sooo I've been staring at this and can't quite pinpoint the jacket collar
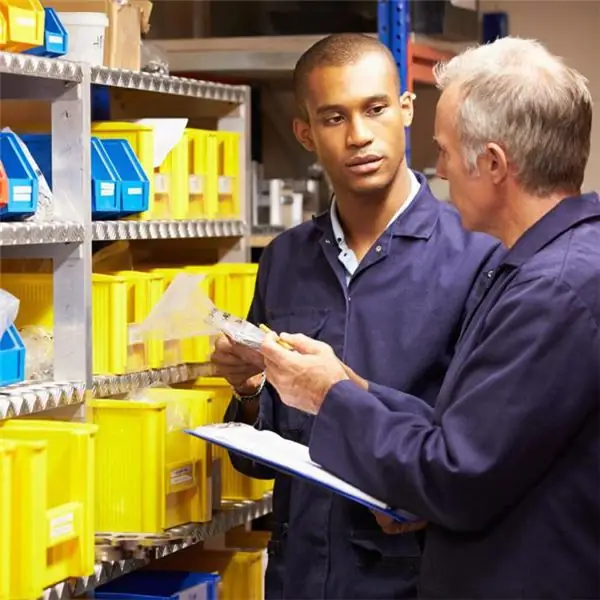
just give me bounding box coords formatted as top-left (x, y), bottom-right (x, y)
top-left (311, 171), bottom-right (440, 240)
top-left (503, 192), bottom-right (600, 268)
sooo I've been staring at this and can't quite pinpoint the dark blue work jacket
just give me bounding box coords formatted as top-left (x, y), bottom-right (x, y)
top-left (309, 192), bottom-right (600, 599)
top-left (226, 174), bottom-right (500, 599)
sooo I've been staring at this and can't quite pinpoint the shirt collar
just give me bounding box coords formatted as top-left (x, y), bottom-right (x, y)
top-left (503, 192), bottom-right (600, 268)
top-left (329, 169), bottom-right (421, 246)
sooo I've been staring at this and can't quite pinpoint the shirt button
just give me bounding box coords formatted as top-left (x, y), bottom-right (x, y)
top-left (486, 270), bottom-right (494, 279)
top-left (375, 245), bottom-right (382, 253)
top-left (325, 239), bottom-right (331, 244)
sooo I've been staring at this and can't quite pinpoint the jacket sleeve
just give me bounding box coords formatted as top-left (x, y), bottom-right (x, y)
top-left (223, 243), bottom-right (278, 480)
top-left (309, 275), bottom-right (599, 531)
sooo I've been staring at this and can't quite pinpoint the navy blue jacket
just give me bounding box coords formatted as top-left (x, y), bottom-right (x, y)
top-left (309, 192), bottom-right (600, 599)
top-left (226, 174), bottom-right (500, 599)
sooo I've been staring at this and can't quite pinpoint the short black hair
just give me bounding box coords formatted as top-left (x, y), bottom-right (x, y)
top-left (293, 33), bottom-right (400, 120)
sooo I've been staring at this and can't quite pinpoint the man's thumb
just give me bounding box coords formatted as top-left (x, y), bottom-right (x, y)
top-left (279, 332), bottom-right (320, 354)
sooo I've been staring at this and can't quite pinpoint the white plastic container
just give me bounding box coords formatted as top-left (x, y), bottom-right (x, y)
top-left (57, 12), bottom-right (109, 65)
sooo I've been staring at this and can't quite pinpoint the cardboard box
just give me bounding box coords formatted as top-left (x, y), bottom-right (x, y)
top-left (45, 0), bottom-right (152, 70)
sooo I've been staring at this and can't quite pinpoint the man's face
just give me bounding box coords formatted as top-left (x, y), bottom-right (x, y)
top-left (293, 52), bottom-right (413, 197)
top-left (434, 87), bottom-right (499, 233)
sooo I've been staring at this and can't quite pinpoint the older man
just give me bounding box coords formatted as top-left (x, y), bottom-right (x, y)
top-left (260, 37), bottom-right (600, 599)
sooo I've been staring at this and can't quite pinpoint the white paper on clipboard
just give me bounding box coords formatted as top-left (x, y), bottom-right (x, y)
top-left (186, 423), bottom-right (418, 523)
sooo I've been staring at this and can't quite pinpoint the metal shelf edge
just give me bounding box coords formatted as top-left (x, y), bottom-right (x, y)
top-left (0, 52), bottom-right (83, 82)
top-left (90, 66), bottom-right (247, 103)
top-left (0, 381), bottom-right (86, 420)
top-left (0, 221), bottom-right (85, 246)
top-left (92, 219), bottom-right (247, 241)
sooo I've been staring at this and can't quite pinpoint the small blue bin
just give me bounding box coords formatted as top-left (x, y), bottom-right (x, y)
top-left (20, 134), bottom-right (121, 219)
top-left (93, 571), bottom-right (220, 600)
top-left (0, 132), bottom-right (39, 221)
top-left (0, 324), bottom-right (26, 387)
top-left (100, 139), bottom-right (150, 216)
top-left (25, 8), bottom-right (69, 58)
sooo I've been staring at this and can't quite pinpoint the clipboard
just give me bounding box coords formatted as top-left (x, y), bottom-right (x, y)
top-left (185, 423), bottom-right (418, 523)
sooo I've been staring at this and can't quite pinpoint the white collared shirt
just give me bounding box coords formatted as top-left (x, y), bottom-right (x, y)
top-left (330, 169), bottom-right (421, 284)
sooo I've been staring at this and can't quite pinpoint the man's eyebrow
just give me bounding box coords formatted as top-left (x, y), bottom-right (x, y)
top-left (315, 95), bottom-right (392, 116)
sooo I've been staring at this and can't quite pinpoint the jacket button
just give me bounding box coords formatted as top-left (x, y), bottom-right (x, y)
top-left (375, 245), bottom-right (382, 252)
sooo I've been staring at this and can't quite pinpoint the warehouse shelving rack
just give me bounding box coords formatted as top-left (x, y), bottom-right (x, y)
top-left (0, 51), bottom-right (271, 599)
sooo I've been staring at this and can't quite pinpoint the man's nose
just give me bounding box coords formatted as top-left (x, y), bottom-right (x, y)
top-left (347, 117), bottom-right (373, 148)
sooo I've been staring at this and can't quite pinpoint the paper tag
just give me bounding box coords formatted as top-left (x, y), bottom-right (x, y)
top-left (13, 192), bottom-right (32, 203)
top-left (218, 176), bottom-right (232, 195)
top-left (128, 187), bottom-right (143, 196)
top-left (189, 174), bottom-right (204, 195)
top-left (155, 173), bottom-right (169, 194)
top-left (48, 34), bottom-right (63, 44)
top-left (100, 182), bottom-right (115, 196)
top-left (170, 464), bottom-right (194, 486)
top-left (50, 512), bottom-right (74, 541)
top-left (16, 16), bottom-right (34, 27)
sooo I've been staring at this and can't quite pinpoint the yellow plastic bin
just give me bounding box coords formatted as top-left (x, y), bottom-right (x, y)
top-left (0, 440), bottom-right (15, 600)
top-left (0, 10), bottom-right (7, 48)
top-left (216, 131), bottom-right (241, 219)
top-left (213, 263), bottom-right (258, 319)
top-left (108, 270), bottom-right (165, 370)
top-left (187, 128), bottom-right (219, 219)
top-left (0, 272), bottom-right (130, 375)
top-left (0, 0), bottom-right (44, 52)
top-left (92, 121), bottom-right (155, 215)
top-left (183, 377), bottom-right (274, 502)
top-left (155, 130), bottom-right (190, 220)
top-left (0, 420), bottom-right (97, 591)
top-left (89, 388), bottom-right (215, 534)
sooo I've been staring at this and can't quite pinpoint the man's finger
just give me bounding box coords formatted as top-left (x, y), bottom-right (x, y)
top-left (279, 332), bottom-right (322, 354)
top-left (260, 332), bottom-right (289, 363)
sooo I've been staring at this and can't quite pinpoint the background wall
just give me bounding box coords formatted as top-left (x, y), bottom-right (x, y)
top-left (480, 0), bottom-right (600, 192)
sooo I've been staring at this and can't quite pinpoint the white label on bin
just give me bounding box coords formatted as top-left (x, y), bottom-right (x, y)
top-left (13, 185), bottom-right (31, 195)
top-left (189, 174), bottom-right (204, 195)
top-left (155, 173), bottom-right (169, 194)
top-left (218, 176), bottom-right (232, 195)
top-left (170, 464), bottom-right (194, 486)
top-left (16, 16), bottom-right (34, 27)
top-left (178, 582), bottom-right (208, 600)
top-left (48, 34), bottom-right (62, 44)
top-left (50, 512), bottom-right (74, 541)
top-left (13, 193), bottom-right (32, 203)
top-left (100, 182), bottom-right (115, 196)
top-left (128, 187), bottom-right (142, 196)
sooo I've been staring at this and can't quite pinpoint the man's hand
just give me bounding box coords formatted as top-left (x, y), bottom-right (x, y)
top-left (211, 334), bottom-right (265, 393)
top-left (260, 332), bottom-right (349, 414)
top-left (372, 511), bottom-right (428, 534)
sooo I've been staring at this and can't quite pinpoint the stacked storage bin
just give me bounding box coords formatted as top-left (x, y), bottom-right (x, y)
top-left (0, 0), bottom-right (44, 53)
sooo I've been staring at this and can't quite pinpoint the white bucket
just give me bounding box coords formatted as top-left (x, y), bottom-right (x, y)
top-left (57, 12), bottom-right (109, 65)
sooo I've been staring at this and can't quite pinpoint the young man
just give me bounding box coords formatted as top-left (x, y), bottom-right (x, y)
top-left (261, 37), bottom-right (600, 599)
top-left (211, 34), bottom-right (500, 599)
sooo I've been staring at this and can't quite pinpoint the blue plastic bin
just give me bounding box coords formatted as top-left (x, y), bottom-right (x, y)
top-left (0, 324), bottom-right (25, 387)
top-left (93, 571), bottom-right (220, 600)
top-left (25, 8), bottom-right (69, 58)
top-left (19, 134), bottom-right (121, 219)
top-left (100, 138), bottom-right (150, 215)
top-left (0, 132), bottom-right (39, 221)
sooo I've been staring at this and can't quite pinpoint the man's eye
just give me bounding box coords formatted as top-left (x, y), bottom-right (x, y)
top-left (368, 105), bottom-right (387, 116)
top-left (324, 115), bottom-right (344, 126)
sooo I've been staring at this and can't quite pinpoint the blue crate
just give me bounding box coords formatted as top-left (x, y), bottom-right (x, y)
top-left (99, 138), bottom-right (150, 216)
top-left (19, 134), bottom-right (121, 219)
top-left (25, 8), bottom-right (69, 58)
top-left (93, 571), bottom-right (220, 600)
top-left (0, 132), bottom-right (39, 221)
top-left (0, 324), bottom-right (25, 387)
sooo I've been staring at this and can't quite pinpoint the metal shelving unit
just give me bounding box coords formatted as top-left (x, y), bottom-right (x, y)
top-left (44, 493), bottom-right (274, 600)
top-left (0, 49), bottom-right (264, 598)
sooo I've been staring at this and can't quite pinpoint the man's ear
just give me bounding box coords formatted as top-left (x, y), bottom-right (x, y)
top-left (293, 118), bottom-right (315, 152)
top-left (399, 91), bottom-right (415, 128)
top-left (484, 142), bottom-right (509, 185)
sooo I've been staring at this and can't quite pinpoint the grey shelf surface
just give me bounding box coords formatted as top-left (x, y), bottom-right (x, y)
top-left (0, 51), bottom-right (83, 82)
top-left (0, 381), bottom-right (86, 420)
top-left (91, 66), bottom-right (247, 104)
top-left (92, 363), bottom-right (215, 398)
top-left (0, 221), bottom-right (85, 246)
top-left (44, 493), bottom-right (273, 599)
top-left (92, 219), bottom-right (246, 241)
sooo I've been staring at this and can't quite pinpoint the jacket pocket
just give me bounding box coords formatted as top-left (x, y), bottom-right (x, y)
top-left (266, 307), bottom-right (330, 438)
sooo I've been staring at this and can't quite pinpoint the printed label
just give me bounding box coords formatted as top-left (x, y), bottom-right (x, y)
top-left (170, 464), bottom-right (194, 487)
top-left (218, 176), bottom-right (232, 195)
top-left (48, 34), bottom-right (62, 44)
top-left (155, 173), bottom-right (169, 194)
top-left (100, 182), bottom-right (115, 196)
top-left (129, 187), bottom-right (142, 195)
top-left (50, 512), bottom-right (74, 541)
top-left (189, 175), bottom-right (204, 195)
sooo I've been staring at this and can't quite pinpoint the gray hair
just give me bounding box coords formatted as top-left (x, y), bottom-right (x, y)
top-left (433, 37), bottom-right (592, 196)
